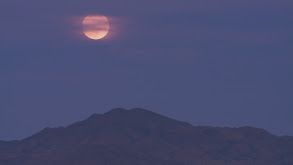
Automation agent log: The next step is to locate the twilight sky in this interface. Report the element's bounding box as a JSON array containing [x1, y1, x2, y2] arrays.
[[1, 0, 293, 140]]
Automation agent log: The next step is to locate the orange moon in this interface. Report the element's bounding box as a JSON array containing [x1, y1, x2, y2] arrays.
[[82, 15, 109, 40]]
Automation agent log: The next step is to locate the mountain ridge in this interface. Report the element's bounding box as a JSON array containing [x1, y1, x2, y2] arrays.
[[1, 108, 292, 165]]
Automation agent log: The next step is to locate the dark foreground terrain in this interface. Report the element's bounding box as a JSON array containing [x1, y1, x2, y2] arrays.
[[1, 108, 293, 165]]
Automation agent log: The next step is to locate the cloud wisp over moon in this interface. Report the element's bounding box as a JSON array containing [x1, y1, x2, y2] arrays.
[[82, 15, 110, 40]]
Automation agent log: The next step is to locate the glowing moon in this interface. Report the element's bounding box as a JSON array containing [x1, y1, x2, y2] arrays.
[[82, 15, 109, 40]]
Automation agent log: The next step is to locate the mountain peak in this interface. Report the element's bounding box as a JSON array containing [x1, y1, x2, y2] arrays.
[[103, 108, 127, 115], [103, 108, 166, 119]]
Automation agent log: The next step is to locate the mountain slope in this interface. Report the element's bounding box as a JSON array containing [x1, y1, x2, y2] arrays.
[[1, 108, 293, 165]]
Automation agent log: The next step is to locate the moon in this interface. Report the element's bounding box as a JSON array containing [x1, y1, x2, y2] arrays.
[[82, 15, 109, 40]]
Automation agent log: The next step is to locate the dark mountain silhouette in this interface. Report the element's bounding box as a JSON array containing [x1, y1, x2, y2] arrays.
[[1, 108, 293, 165]]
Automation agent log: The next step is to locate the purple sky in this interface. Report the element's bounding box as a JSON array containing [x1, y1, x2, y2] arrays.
[[1, 0, 293, 140]]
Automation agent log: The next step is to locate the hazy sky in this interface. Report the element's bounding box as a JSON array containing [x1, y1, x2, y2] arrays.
[[1, 0, 293, 140]]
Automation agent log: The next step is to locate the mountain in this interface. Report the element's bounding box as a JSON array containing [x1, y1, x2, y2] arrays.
[[0, 108, 293, 165]]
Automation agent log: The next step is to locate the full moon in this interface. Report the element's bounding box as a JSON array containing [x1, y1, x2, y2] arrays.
[[82, 15, 109, 40]]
